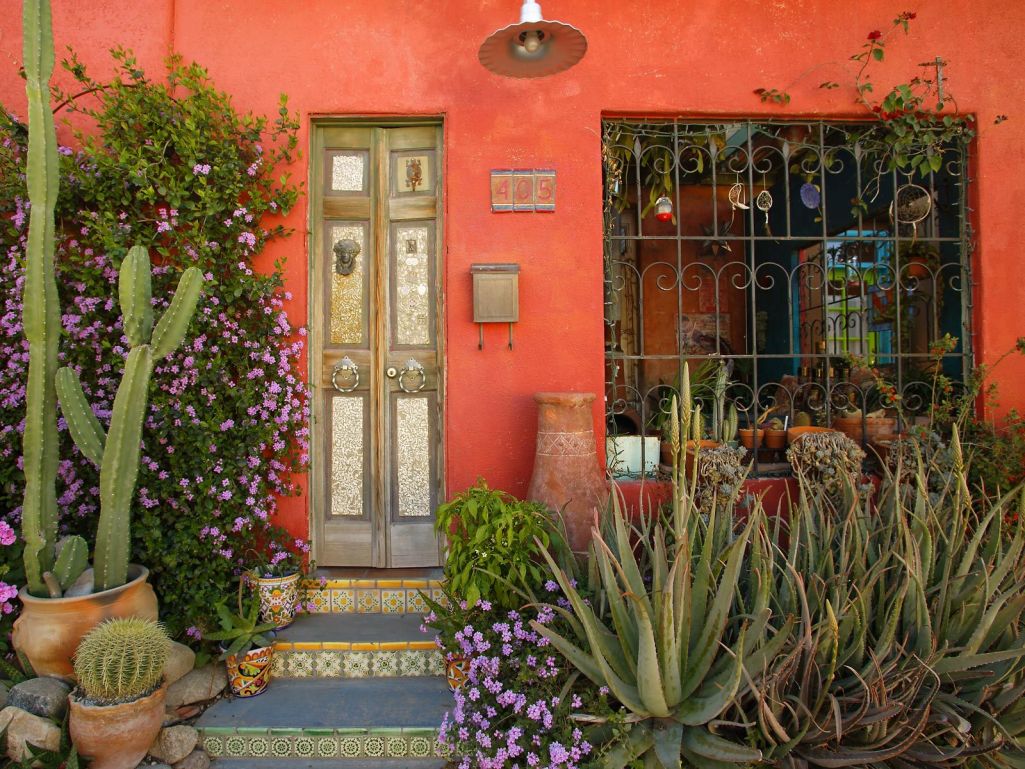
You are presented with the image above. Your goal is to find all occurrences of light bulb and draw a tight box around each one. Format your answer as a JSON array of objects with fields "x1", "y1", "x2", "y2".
[{"x1": 523, "y1": 30, "x2": 542, "y2": 53}]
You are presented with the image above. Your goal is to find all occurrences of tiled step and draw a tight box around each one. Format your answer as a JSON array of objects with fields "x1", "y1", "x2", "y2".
[
  {"x1": 301, "y1": 576, "x2": 445, "y2": 616},
  {"x1": 197, "y1": 678, "x2": 451, "y2": 762},
  {"x1": 272, "y1": 614, "x2": 443, "y2": 679},
  {"x1": 212, "y1": 762, "x2": 447, "y2": 769}
]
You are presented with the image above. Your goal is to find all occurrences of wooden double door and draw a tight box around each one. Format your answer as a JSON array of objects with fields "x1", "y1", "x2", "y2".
[{"x1": 311, "y1": 124, "x2": 443, "y2": 567}]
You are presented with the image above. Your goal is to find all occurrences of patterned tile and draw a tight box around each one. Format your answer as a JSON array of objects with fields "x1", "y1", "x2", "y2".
[
  {"x1": 287, "y1": 650, "x2": 315, "y2": 678},
  {"x1": 381, "y1": 589, "x2": 405, "y2": 613},
  {"x1": 373, "y1": 651, "x2": 401, "y2": 676},
  {"x1": 199, "y1": 728, "x2": 443, "y2": 760},
  {"x1": 357, "y1": 589, "x2": 382, "y2": 613},
  {"x1": 331, "y1": 588, "x2": 355, "y2": 613},
  {"x1": 343, "y1": 651, "x2": 372, "y2": 678},
  {"x1": 315, "y1": 651, "x2": 344, "y2": 677},
  {"x1": 406, "y1": 589, "x2": 429, "y2": 614},
  {"x1": 305, "y1": 588, "x2": 332, "y2": 613}
]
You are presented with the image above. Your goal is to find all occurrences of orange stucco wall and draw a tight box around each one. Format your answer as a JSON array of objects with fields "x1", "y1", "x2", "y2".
[{"x1": 3, "y1": 1, "x2": 1024, "y2": 539}]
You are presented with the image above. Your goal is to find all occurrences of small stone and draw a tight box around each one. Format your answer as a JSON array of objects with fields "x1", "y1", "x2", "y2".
[
  {"x1": 175, "y1": 705, "x2": 201, "y2": 720},
  {"x1": 173, "y1": 749, "x2": 210, "y2": 769},
  {"x1": 0, "y1": 706, "x2": 61, "y2": 762},
  {"x1": 7, "y1": 677, "x2": 71, "y2": 720},
  {"x1": 148, "y1": 725, "x2": 198, "y2": 764},
  {"x1": 0, "y1": 682, "x2": 9, "y2": 710},
  {"x1": 163, "y1": 642, "x2": 196, "y2": 687},
  {"x1": 63, "y1": 568, "x2": 95, "y2": 597},
  {"x1": 165, "y1": 666, "x2": 226, "y2": 709}
]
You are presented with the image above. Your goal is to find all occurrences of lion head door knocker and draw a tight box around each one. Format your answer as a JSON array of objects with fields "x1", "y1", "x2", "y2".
[
  {"x1": 333, "y1": 238, "x2": 361, "y2": 277},
  {"x1": 405, "y1": 158, "x2": 423, "y2": 192}
]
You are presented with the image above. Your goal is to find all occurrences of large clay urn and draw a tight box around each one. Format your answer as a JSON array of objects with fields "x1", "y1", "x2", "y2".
[
  {"x1": 527, "y1": 392, "x2": 608, "y2": 553},
  {"x1": 13, "y1": 565, "x2": 158, "y2": 679},
  {"x1": 69, "y1": 682, "x2": 167, "y2": 769}
]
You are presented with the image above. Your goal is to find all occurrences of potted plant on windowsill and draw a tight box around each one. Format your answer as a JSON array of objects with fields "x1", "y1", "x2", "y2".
[
  {"x1": 68, "y1": 618, "x2": 170, "y2": 769},
  {"x1": 248, "y1": 536, "x2": 313, "y2": 629},
  {"x1": 205, "y1": 582, "x2": 278, "y2": 698},
  {"x1": 13, "y1": 0, "x2": 204, "y2": 678}
]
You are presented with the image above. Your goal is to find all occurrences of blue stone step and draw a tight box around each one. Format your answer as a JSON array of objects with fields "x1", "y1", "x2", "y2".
[{"x1": 197, "y1": 678, "x2": 452, "y2": 762}]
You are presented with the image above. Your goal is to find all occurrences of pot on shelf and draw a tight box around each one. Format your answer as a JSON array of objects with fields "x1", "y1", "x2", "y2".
[
  {"x1": 764, "y1": 429, "x2": 787, "y2": 450},
  {"x1": 69, "y1": 682, "x2": 166, "y2": 769},
  {"x1": 13, "y1": 565, "x2": 158, "y2": 679},
  {"x1": 738, "y1": 428, "x2": 765, "y2": 450},
  {"x1": 684, "y1": 439, "x2": 721, "y2": 477},
  {"x1": 786, "y1": 426, "x2": 836, "y2": 446},
  {"x1": 833, "y1": 415, "x2": 897, "y2": 445},
  {"x1": 253, "y1": 572, "x2": 301, "y2": 629},
  {"x1": 225, "y1": 642, "x2": 275, "y2": 697}
]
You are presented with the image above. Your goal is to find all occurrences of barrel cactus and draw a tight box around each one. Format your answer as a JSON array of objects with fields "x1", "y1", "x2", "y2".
[
  {"x1": 74, "y1": 617, "x2": 170, "y2": 703},
  {"x1": 56, "y1": 246, "x2": 203, "y2": 592}
]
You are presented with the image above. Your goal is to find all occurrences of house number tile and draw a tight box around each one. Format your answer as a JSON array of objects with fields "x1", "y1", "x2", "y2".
[{"x1": 490, "y1": 169, "x2": 555, "y2": 213}]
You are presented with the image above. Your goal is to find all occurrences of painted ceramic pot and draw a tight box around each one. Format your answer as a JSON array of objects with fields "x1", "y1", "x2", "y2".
[
  {"x1": 254, "y1": 572, "x2": 301, "y2": 628},
  {"x1": 225, "y1": 643, "x2": 274, "y2": 697},
  {"x1": 446, "y1": 654, "x2": 471, "y2": 692},
  {"x1": 69, "y1": 683, "x2": 166, "y2": 769},
  {"x1": 13, "y1": 565, "x2": 158, "y2": 679}
]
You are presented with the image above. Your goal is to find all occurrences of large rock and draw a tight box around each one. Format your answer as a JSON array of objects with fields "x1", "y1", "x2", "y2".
[
  {"x1": 148, "y1": 725, "x2": 198, "y2": 764},
  {"x1": 7, "y1": 677, "x2": 71, "y2": 720},
  {"x1": 173, "y1": 750, "x2": 210, "y2": 769},
  {"x1": 163, "y1": 642, "x2": 196, "y2": 687},
  {"x1": 165, "y1": 665, "x2": 226, "y2": 709},
  {"x1": 0, "y1": 706, "x2": 61, "y2": 762}
]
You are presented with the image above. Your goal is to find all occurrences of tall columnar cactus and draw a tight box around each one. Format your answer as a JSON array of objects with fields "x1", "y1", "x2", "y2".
[
  {"x1": 57, "y1": 246, "x2": 203, "y2": 592},
  {"x1": 20, "y1": 0, "x2": 66, "y2": 597}
]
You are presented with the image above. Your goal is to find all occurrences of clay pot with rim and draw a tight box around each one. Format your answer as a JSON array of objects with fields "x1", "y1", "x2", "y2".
[
  {"x1": 833, "y1": 415, "x2": 897, "y2": 445},
  {"x1": 684, "y1": 439, "x2": 721, "y2": 477},
  {"x1": 13, "y1": 565, "x2": 158, "y2": 679},
  {"x1": 253, "y1": 572, "x2": 301, "y2": 628},
  {"x1": 527, "y1": 392, "x2": 608, "y2": 554},
  {"x1": 69, "y1": 682, "x2": 166, "y2": 769},
  {"x1": 786, "y1": 426, "x2": 837, "y2": 445},
  {"x1": 225, "y1": 641, "x2": 275, "y2": 697},
  {"x1": 738, "y1": 428, "x2": 765, "y2": 450},
  {"x1": 764, "y1": 429, "x2": 787, "y2": 450}
]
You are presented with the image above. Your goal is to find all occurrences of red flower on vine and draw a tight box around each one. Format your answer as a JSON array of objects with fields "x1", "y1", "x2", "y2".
[
  {"x1": 899, "y1": 11, "x2": 917, "y2": 20},
  {"x1": 867, "y1": 30, "x2": 883, "y2": 41}
]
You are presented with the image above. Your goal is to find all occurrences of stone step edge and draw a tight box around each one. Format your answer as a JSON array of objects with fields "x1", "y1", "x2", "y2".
[
  {"x1": 273, "y1": 640, "x2": 437, "y2": 652},
  {"x1": 271, "y1": 646, "x2": 444, "y2": 678},
  {"x1": 199, "y1": 727, "x2": 446, "y2": 761}
]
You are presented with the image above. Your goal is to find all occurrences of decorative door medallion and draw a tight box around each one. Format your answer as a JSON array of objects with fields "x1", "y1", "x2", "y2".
[{"x1": 311, "y1": 124, "x2": 443, "y2": 567}]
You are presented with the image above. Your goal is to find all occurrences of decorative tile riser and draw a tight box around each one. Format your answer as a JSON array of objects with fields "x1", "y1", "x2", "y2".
[
  {"x1": 200, "y1": 729, "x2": 445, "y2": 761},
  {"x1": 272, "y1": 647, "x2": 444, "y2": 678},
  {"x1": 301, "y1": 579, "x2": 445, "y2": 615}
]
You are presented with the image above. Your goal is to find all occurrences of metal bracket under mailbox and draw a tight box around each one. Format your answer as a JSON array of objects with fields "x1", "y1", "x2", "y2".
[{"x1": 471, "y1": 263, "x2": 519, "y2": 350}]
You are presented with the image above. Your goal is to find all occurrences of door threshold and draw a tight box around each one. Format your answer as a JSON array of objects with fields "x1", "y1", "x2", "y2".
[{"x1": 311, "y1": 566, "x2": 443, "y2": 581}]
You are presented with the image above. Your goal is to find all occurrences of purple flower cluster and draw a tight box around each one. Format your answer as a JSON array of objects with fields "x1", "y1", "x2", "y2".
[{"x1": 436, "y1": 599, "x2": 606, "y2": 769}]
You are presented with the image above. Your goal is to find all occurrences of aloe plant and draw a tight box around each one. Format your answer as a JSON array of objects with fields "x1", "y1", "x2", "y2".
[{"x1": 56, "y1": 246, "x2": 202, "y2": 592}]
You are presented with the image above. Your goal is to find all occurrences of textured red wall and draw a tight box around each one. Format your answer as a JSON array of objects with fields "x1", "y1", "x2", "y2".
[{"x1": 3, "y1": 0, "x2": 1024, "y2": 539}]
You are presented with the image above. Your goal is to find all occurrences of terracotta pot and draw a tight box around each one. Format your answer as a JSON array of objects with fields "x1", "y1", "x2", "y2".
[
  {"x1": 905, "y1": 258, "x2": 931, "y2": 279},
  {"x1": 786, "y1": 426, "x2": 836, "y2": 445},
  {"x1": 225, "y1": 643, "x2": 274, "y2": 697},
  {"x1": 764, "y1": 429, "x2": 787, "y2": 450},
  {"x1": 69, "y1": 683, "x2": 166, "y2": 769},
  {"x1": 527, "y1": 393, "x2": 608, "y2": 554},
  {"x1": 13, "y1": 565, "x2": 158, "y2": 679},
  {"x1": 446, "y1": 654, "x2": 471, "y2": 692},
  {"x1": 738, "y1": 428, "x2": 765, "y2": 450},
  {"x1": 684, "y1": 439, "x2": 721, "y2": 476},
  {"x1": 832, "y1": 416, "x2": 897, "y2": 445},
  {"x1": 254, "y1": 572, "x2": 301, "y2": 628}
]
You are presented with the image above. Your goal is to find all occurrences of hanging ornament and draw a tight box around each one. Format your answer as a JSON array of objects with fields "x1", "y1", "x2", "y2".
[
  {"x1": 654, "y1": 195, "x2": 674, "y2": 222},
  {"x1": 756, "y1": 189, "x2": 773, "y2": 235},
  {"x1": 728, "y1": 182, "x2": 750, "y2": 211},
  {"x1": 701, "y1": 221, "x2": 733, "y2": 257},
  {"x1": 890, "y1": 182, "x2": 932, "y2": 243},
  {"x1": 799, "y1": 182, "x2": 821, "y2": 209}
]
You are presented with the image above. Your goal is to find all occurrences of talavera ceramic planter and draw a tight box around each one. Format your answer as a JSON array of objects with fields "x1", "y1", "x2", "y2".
[{"x1": 253, "y1": 572, "x2": 301, "y2": 628}]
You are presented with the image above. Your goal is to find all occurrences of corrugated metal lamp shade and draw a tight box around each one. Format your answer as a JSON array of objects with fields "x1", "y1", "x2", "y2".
[{"x1": 478, "y1": 1, "x2": 587, "y2": 78}]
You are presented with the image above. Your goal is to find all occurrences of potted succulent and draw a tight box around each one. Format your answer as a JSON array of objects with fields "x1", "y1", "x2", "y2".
[
  {"x1": 248, "y1": 537, "x2": 313, "y2": 629},
  {"x1": 13, "y1": 0, "x2": 204, "y2": 678},
  {"x1": 786, "y1": 430, "x2": 866, "y2": 498},
  {"x1": 738, "y1": 407, "x2": 774, "y2": 450},
  {"x1": 68, "y1": 618, "x2": 170, "y2": 769},
  {"x1": 832, "y1": 407, "x2": 897, "y2": 445},
  {"x1": 205, "y1": 582, "x2": 278, "y2": 698}
]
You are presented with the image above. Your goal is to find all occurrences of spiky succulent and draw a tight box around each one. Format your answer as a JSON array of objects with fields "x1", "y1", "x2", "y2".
[
  {"x1": 74, "y1": 617, "x2": 169, "y2": 703},
  {"x1": 787, "y1": 430, "x2": 865, "y2": 497}
]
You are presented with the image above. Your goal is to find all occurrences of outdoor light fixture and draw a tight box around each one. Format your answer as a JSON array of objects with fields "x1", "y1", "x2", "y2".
[{"x1": 478, "y1": 0, "x2": 587, "y2": 78}]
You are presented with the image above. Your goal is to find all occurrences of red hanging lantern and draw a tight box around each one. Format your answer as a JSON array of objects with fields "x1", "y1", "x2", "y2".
[{"x1": 654, "y1": 195, "x2": 673, "y2": 222}]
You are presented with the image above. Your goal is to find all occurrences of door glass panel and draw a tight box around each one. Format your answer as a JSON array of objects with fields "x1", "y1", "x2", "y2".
[
  {"x1": 393, "y1": 223, "x2": 433, "y2": 346},
  {"x1": 330, "y1": 396, "x2": 366, "y2": 517},
  {"x1": 327, "y1": 150, "x2": 368, "y2": 194},
  {"x1": 394, "y1": 396, "x2": 431, "y2": 517},
  {"x1": 327, "y1": 221, "x2": 368, "y2": 346}
]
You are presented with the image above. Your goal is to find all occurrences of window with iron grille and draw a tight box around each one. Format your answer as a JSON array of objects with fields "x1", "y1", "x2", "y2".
[{"x1": 602, "y1": 119, "x2": 972, "y2": 477}]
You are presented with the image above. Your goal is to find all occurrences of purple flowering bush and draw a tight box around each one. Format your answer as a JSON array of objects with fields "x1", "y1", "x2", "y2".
[
  {"x1": 0, "y1": 51, "x2": 308, "y2": 639},
  {"x1": 430, "y1": 591, "x2": 614, "y2": 769}
]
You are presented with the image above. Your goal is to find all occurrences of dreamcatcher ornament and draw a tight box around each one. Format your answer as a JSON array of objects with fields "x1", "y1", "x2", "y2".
[
  {"x1": 756, "y1": 189, "x2": 773, "y2": 236},
  {"x1": 890, "y1": 182, "x2": 932, "y2": 243}
]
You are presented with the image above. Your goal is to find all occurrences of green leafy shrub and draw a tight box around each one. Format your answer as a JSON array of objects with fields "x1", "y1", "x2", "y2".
[
  {"x1": 434, "y1": 479, "x2": 561, "y2": 610},
  {"x1": 964, "y1": 410, "x2": 1025, "y2": 497},
  {"x1": 0, "y1": 50, "x2": 308, "y2": 640}
]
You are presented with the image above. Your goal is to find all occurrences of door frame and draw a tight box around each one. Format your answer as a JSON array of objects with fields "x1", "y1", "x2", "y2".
[{"x1": 307, "y1": 116, "x2": 446, "y2": 567}]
